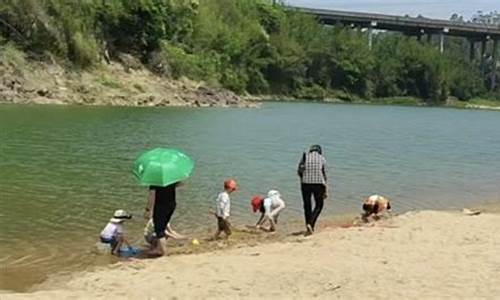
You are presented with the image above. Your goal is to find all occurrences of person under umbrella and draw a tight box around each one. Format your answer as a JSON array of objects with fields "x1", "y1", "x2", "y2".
[
  {"x1": 134, "y1": 148, "x2": 194, "y2": 256},
  {"x1": 144, "y1": 183, "x2": 181, "y2": 256}
]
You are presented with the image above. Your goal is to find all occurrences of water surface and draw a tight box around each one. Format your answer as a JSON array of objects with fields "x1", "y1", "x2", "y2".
[{"x1": 1, "y1": 102, "x2": 500, "y2": 291}]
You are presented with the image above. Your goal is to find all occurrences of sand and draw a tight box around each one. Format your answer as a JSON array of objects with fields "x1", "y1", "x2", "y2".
[{"x1": 3, "y1": 210, "x2": 500, "y2": 299}]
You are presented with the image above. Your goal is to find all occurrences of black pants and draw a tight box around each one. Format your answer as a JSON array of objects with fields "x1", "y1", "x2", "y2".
[
  {"x1": 153, "y1": 198, "x2": 176, "y2": 239},
  {"x1": 301, "y1": 183, "x2": 326, "y2": 230}
]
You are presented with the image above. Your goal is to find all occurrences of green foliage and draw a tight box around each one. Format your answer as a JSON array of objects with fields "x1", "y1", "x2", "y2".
[
  {"x1": 293, "y1": 84, "x2": 327, "y2": 100},
  {"x1": 160, "y1": 41, "x2": 219, "y2": 83},
  {"x1": 191, "y1": 0, "x2": 274, "y2": 93},
  {"x1": 0, "y1": 0, "x2": 495, "y2": 101},
  {"x1": 372, "y1": 97, "x2": 422, "y2": 106},
  {"x1": 70, "y1": 32, "x2": 100, "y2": 68},
  {"x1": 0, "y1": 42, "x2": 26, "y2": 66},
  {"x1": 450, "y1": 67, "x2": 485, "y2": 101},
  {"x1": 95, "y1": 0, "x2": 196, "y2": 55}
]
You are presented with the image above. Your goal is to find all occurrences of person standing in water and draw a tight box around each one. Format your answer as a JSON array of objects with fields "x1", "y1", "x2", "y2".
[
  {"x1": 144, "y1": 182, "x2": 181, "y2": 256},
  {"x1": 297, "y1": 144, "x2": 328, "y2": 235}
]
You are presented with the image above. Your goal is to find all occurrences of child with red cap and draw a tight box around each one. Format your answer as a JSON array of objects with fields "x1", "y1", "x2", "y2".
[
  {"x1": 251, "y1": 190, "x2": 286, "y2": 232},
  {"x1": 213, "y1": 179, "x2": 237, "y2": 239}
]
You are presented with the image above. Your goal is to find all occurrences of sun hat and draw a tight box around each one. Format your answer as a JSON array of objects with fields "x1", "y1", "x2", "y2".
[
  {"x1": 267, "y1": 190, "x2": 281, "y2": 199},
  {"x1": 224, "y1": 179, "x2": 237, "y2": 191},
  {"x1": 251, "y1": 195, "x2": 264, "y2": 212},
  {"x1": 110, "y1": 209, "x2": 132, "y2": 223}
]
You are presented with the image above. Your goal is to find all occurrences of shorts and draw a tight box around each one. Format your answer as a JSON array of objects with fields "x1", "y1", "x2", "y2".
[
  {"x1": 217, "y1": 217, "x2": 231, "y2": 235},
  {"x1": 100, "y1": 236, "x2": 118, "y2": 251}
]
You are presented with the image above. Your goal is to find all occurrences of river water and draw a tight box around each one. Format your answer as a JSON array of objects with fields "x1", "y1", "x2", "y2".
[{"x1": 1, "y1": 102, "x2": 500, "y2": 291}]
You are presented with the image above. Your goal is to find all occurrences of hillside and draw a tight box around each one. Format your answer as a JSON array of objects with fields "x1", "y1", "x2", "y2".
[{"x1": 1, "y1": 0, "x2": 499, "y2": 105}]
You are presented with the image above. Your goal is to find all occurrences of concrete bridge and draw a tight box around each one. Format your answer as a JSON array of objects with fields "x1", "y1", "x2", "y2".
[{"x1": 293, "y1": 7, "x2": 500, "y2": 60}]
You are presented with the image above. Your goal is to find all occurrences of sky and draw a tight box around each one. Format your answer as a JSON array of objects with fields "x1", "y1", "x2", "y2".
[{"x1": 286, "y1": 0, "x2": 499, "y2": 20}]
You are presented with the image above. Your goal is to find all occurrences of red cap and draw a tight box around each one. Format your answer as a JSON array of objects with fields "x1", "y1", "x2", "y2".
[
  {"x1": 224, "y1": 179, "x2": 237, "y2": 191},
  {"x1": 251, "y1": 196, "x2": 264, "y2": 212}
]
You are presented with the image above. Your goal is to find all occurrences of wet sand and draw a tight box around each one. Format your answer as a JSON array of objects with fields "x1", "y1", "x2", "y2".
[
  {"x1": 3, "y1": 209, "x2": 500, "y2": 299},
  {"x1": 0, "y1": 213, "x2": 358, "y2": 292}
]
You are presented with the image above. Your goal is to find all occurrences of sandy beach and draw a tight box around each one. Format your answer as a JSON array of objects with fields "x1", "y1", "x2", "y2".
[{"x1": 2, "y1": 210, "x2": 500, "y2": 299}]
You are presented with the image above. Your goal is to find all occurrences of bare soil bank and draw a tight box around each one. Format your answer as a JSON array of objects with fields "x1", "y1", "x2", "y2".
[{"x1": 0, "y1": 51, "x2": 256, "y2": 108}]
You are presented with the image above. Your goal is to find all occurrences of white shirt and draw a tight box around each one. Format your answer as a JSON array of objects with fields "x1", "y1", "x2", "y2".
[
  {"x1": 100, "y1": 222, "x2": 123, "y2": 240},
  {"x1": 216, "y1": 191, "x2": 231, "y2": 219},
  {"x1": 263, "y1": 195, "x2": 285, "y2": 218}
]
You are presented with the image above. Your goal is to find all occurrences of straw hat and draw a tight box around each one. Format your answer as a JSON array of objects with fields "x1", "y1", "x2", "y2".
[{"x1": 110, "y1": 209, "x2": 132, "y2": 223}]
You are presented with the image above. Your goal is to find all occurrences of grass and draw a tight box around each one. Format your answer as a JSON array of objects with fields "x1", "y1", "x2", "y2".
[
  {"x1": 96, "y1": 75, "x2": 123, "y2": 89},
  {"x1": 0, "y1": 42, "x2": 26, "y2": 67},
  {"x1": 366, "y1": 96, "x2": 422, "y2": 106},
  {"x1": 259, "y1": 95, "x2": 500, "y2": 112}
]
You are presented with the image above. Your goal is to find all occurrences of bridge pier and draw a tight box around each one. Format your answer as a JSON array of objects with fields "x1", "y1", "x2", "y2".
[
  {"x1": 469, "y1": 40, "x2": 476, "y2": 61},
  {"x1": 492, "y1": 39, "x2": 498, "y2": 91},
  {"x1": 415, "y1": 29, "x2": 424, "y2": 42},
  {"x1": 439, "y1": 33, "x2": 445, "y2": 54},
  {"x1": 368, "y1": 21, "x2": 377, "y2": 50},
  {"x1": 494, "y1": 39, "x2": 499, "y2": 61},
  {"x1": 439, "y1": 28, "x2": 449, "y2": 54},
  {"x1": 368, "y1": 27, "x2": 373, "y2": 50},
  {"x1": 481, "y1": 39, "x2": 487, "y2": 59}
]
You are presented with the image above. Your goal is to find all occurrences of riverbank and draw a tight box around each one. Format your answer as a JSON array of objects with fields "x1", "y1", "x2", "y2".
[
  {"x1": 0, "y1": 46, "x2": 256, "y2": 108},
  {"x1": 3, "y1": 209, "x2": 499, "y2": 299},
  {"x1": 3, "y1": 45, "x2": 500, "y2": 111},
  {"x1": 258, "y1": 95, "x2": 500, "y2": 111}
]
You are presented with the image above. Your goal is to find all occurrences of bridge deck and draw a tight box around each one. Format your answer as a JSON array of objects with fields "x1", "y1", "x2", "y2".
[{"x1": 294, "y1": 7, "x2": 500, "y2": 39}]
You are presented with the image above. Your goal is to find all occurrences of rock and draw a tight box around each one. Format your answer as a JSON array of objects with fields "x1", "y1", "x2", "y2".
[
  {"x1": 198, "y1": 86, "x2": 215, "y2": 96},
  {"x1": 4, "y1": 77, "x2": 22, "y2": 90},
  {"x1": 323, "y1": 283, "x2": 341, "y2": 292},
  {"x1": 147, "y1": 50, "x2": 171, "y2": 77},
  {"x1": 226, "y1": 99, "x2": 238, "y2": 106},
  {"x1": 75, "y1": 84, "x2": 90, "y2": 94},
  {"x1": 118, "y1": 53, "x2": 142, "y2": 72},
  {"x1": 37, "y1": 88, "x2": 50, "y2": 97},
  {"x1": 462, "y1": 208, "x2": 481, "y2": 216}
]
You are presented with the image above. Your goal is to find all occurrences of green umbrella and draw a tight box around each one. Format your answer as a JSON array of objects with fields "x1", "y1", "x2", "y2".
[{"x1": 133, "y1": 148, "x2": 194, "y2": 187}]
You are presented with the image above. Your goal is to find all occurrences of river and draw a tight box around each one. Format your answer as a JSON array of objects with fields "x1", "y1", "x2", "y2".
[{"x1": 1, "y1": 102, "x2": 499, "y2": 291}]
